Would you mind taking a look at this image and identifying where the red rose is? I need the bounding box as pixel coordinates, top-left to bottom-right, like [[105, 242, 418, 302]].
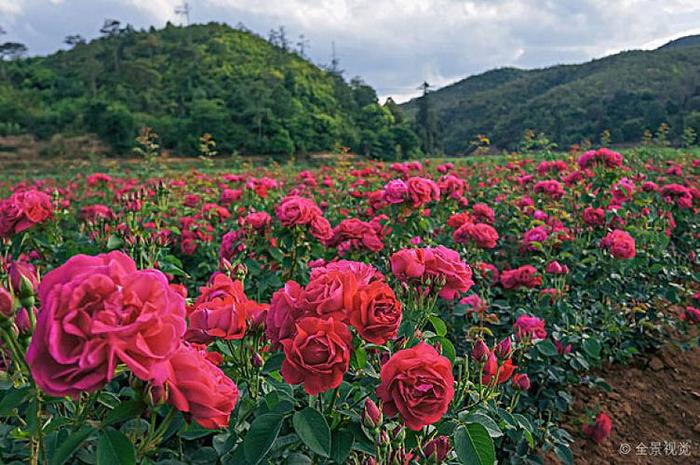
[[424, 246, 474, 300], [501, 265, 541, 289], [513, 314, 547, 341], [390, 248, 427, 280], [310, 216, 333, 242], [265, 280, 304, 345], [275, 195, 322, 226], [349, 280, 402, 344], [406, 177, 440, 207], [187, 274, 262, 343], [582, 207, 605, 226], [187, 295, 247, 343], [583, 412, 612, 444], [14, 190, 53, 231], [453, 223, 499, 249], [483, 358, 516, 384], [299, 270, 358, 322], [601, 229, 636, 259], [281, 317, 352, 395], [376, 342, 454, 430], [154, 344, 239, 429], [0, 190, 53, 237]]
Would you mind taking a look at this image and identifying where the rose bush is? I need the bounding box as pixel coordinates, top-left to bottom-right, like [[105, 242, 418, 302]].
[[0, 146, 696, 464]]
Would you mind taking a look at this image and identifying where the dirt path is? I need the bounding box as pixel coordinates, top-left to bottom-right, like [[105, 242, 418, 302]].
[[547, 343, 700, 465]]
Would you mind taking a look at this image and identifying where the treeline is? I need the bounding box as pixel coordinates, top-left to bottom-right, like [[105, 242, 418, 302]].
[[402, 40, 700, 153], [0, 22, 420, 159]]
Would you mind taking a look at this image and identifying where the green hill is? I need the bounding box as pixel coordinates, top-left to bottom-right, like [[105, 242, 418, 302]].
[[402, 39, 700, 152], [659, 34, 700, 50], [0, 22, 418, 158]]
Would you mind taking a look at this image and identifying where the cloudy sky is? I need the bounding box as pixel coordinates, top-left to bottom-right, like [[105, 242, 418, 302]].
[[2, 0, 700, 102]]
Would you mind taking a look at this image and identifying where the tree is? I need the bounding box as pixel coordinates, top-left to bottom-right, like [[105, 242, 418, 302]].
[[0, 42, 27, 60], [100, 19, 122, 37], [64, 35, 86, 48], [296, 34, 309, 57], [415, 82, 439, 154]]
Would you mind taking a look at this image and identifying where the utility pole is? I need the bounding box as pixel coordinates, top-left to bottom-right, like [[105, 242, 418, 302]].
[[175, 2, 191, 26]]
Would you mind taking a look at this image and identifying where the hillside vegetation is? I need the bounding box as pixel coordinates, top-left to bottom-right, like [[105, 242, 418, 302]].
[[0, 22, 419, 158], [402, 37, 700, 152]]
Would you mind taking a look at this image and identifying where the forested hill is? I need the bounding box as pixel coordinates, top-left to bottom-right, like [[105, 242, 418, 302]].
[[402, 39, 700, 153], [0, 22, 419, 158]]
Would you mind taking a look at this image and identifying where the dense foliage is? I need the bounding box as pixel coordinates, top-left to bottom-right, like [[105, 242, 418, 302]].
[[402, 38, 700, 152], [0, 22, 419, 159], [0, 147, 697, 465]]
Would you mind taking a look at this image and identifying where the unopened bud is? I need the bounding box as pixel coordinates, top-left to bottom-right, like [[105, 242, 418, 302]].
[[362, 398, 382, 429], [511, 373, 531, 391], [0, 287, 14, 318], [495, 337, 512, 359], [251, 352, 264, 368], [471, 339, 489, 362], [423, 435, 450, 463]]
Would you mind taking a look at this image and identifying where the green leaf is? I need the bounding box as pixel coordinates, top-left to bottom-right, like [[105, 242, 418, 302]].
[[107, 235, 124, 250], [96, 429, 136, 465], [330, 428, 354, 464], [554, 443, 573, 465], [454, 424, 495, 465], [102, 399, 146, 427], [0, 386, 30, 416], [582, 337, 601, 359], [436, 337, 456, 364], [293, 407, 331, 458], [262, 352, 285, 374], [286, 453, 313, 465], [351, 346, 367, 370], [49, 426, 95, 465], [537, 340, 559, 357], [243, 413, 283, 464], [428, 316, 447, 337], [462, 413, 503, 438]]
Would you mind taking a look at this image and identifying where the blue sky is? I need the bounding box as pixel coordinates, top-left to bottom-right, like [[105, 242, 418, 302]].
[[2, 0, 700, 102]]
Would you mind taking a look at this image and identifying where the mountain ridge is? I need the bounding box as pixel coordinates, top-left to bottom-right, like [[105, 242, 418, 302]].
[[401, 36, 700, 152]]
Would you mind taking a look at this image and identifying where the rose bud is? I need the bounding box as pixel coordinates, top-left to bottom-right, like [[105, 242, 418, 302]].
[[379, 430, 390, 446], [15, 307, 34, 334], [362, 458, 378, 465], [511, 373, 531, 391], [0, 287, 14, 318], [9, 261, 38, 298], [392, 425, 406, 443], [471, 339, 489, 362], [495, 337, 512, 359], [362, 398, 383, 429], [251, 352, 264, 368], [423, 435, 450, 463]]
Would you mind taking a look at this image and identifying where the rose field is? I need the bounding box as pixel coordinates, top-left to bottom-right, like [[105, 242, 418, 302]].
[[0, 146, 698, 465]]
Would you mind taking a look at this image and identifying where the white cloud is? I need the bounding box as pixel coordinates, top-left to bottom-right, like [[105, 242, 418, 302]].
[[3, 0, 700, 102]]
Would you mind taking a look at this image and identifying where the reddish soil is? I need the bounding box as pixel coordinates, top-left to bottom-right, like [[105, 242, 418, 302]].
[[548, 342, 700, 465]]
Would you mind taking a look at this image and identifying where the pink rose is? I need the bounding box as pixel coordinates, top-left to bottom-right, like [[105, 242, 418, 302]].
[[513, 314, 547, 341], [275, 195, 322, 226], [27, 252, 186, 399], [601, 229, 636, 259], [154, 344, 239, 429]]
